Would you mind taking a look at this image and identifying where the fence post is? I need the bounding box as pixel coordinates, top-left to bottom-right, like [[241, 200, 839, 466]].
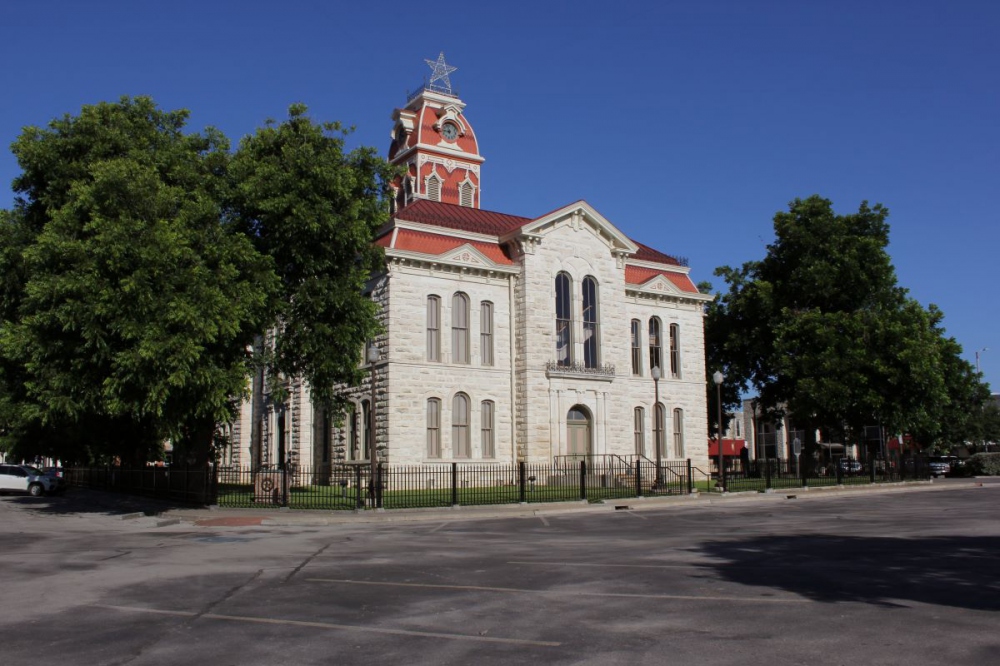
[[580, 460, 587, 500], [519, 461, 526, 503], [687, 459, 693, 495], [765, 458, 772, 490], [355, 465, 363, 509], [836, 460, 844, 485], [451, 462, 458, 506], [635, 460, 642, 497], [801, 456, 808, 487]]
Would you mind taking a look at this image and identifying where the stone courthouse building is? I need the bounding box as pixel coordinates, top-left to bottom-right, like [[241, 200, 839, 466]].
[[227, 55, 713, 472]]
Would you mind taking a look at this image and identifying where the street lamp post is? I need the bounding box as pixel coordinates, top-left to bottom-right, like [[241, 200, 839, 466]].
[[713, 371, 726, 492], [367, 343, 380, 507], [976, 347, 988, 374], [651, 366, 662, 489]]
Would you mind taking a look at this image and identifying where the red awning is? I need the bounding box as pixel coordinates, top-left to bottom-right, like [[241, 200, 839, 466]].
[[708, 439, 746, 456]]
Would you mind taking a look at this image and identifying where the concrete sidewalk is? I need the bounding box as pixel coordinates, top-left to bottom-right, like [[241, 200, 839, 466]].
[[150, 476, 993, 528], [45, 477, 990, 529]]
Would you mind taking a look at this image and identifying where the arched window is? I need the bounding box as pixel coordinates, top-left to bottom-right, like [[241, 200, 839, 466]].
[[673, 408, 685, 458], [669, 323, 681, 378], [582, 276, 599, 368], [427, 295, 441, 362], [460, 180, 475, 207], [404, 177, 413, 206], [425, 173, 442, 201], [649, 318, 662, 372], [480, 301, 494, 366], [453, 393, 470, 458], [555, 272, 572, 366], [481, 400, 495, 458], [426, 398, 441, 458], [452, 293, 470, 364], [630, 319, 641, 376], [654, 403, 666, 458], [634, 407, 645, 456]]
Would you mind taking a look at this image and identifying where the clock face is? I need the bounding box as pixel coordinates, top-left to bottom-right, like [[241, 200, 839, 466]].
[[441, 122, 458, 141]]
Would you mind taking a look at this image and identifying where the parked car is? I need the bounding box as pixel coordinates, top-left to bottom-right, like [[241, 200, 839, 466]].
[[928, 456, 953, 478], [838, 459, 863, 475], [0, 464, 61, 496]]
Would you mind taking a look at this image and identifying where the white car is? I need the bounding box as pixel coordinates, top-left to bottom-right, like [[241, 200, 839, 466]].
[[0, 464, 60, 496]]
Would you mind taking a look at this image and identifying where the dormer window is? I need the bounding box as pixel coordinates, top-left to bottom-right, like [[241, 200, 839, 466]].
[[425, 173, 442, 201], [459, 180, 475, 207]]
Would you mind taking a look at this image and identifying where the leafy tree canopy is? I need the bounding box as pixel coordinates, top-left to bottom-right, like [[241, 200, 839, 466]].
[[707, 195, 987, 451], [1, 99, 394, 465], [228, 104, 394, 410]]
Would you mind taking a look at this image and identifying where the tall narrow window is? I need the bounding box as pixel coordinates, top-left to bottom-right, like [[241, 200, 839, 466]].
[[555, 272, 572, 366], [427, 295, 441, 362], [673, 408, 685, 458], [649, 318, 662, 372], [654, 403, 665, 458], [452, 292, 470, 364], [481, 401, 495, 458], [425, 173, 441, 201], [426, 398, 441, 458], [669, 323, 681, 378], [634, 407, 645, 456], [321, 408, 331, 463], [453, 393, 470, 458], [361, 400, 372, 460], [347, 404, 358, 460], [582, 276, 599, 368], [460, 181, 475, 207], [630, 319, 641, 376], [481, 301, 494, 366]]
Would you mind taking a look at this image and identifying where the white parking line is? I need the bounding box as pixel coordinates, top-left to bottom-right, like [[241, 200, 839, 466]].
[[307, 578, 811, 603], [92, 605, 561, 647], [508, 560, 705, 569]]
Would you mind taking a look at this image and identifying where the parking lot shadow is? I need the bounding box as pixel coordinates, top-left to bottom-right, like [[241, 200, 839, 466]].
[[698, 534, 1000, 611], [3, 488, 190, 517]]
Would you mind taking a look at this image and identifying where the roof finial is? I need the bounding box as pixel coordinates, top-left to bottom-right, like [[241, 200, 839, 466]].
[[425, 52, 458, 95]]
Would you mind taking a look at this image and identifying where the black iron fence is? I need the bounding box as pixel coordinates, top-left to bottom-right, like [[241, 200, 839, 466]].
[[63, 455, 931, 509], [64, 466, 215, 505], [722, 455, 931, 493], [215, 458, 693, 510]]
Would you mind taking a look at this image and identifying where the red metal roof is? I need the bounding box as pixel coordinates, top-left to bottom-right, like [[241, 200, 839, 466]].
[[395, 199, 530, 235], [382, 228, 514, 265], [394, 200, 690, 274], [624, 265, 700, 294], [633, 241, 684, 266]]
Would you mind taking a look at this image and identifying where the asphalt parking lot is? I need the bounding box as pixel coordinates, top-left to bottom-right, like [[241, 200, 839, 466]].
[[1, 480, 998, 665]]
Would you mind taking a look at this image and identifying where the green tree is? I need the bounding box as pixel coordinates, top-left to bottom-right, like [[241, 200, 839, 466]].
[[0, 97, 276, 465], [228, 104, 394, 468], [707, 195, 961, 456]]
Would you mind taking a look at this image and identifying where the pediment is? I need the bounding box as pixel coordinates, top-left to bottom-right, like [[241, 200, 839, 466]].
[[440, 243, 494, 267], [505, 201, 639, 255], [636, 274, 683, 295]]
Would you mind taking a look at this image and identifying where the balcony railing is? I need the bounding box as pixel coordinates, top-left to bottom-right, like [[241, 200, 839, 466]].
[[545, 360, 616, 380]]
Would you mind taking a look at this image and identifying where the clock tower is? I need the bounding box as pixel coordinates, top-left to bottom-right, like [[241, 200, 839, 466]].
[[389, 53, 483, 210]]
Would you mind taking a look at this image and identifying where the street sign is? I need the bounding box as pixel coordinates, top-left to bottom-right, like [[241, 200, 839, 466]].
[[793, 438, 801, 456]]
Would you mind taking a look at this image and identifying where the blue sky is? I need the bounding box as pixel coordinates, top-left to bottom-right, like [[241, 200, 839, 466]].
[[1, 1, 997, 389]]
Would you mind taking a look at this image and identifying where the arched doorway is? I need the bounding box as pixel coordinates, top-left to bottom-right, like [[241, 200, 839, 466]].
[[567, 406, 592, 461]]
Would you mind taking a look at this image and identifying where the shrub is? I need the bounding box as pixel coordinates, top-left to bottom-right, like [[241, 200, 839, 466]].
[[966, 453, 1000, 476]]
